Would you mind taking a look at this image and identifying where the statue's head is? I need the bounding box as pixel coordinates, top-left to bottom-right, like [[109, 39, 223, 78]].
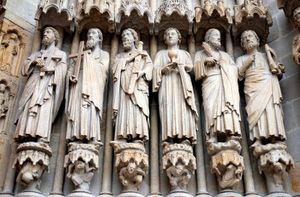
[[240, 30, 260, 51], [74, 160, 85, 171], [164, 27, 182, 47], [205, 28, 221, 49], [293, 7, 300, 27], [127, 162, 137, 174], [0, 80, 7, 93], [122, 28, 139, 51], [86, 28, 103, 50], [42, 27, 59, 46]]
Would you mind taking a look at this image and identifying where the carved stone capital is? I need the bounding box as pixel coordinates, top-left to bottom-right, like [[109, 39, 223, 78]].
[[211, 149, 244, 190], [253, 143, 294, 192], [111, 141, 148, 192], [13, 142, 52, 192], [64, 142, 100, 192], [277, 0, 300, 28], [162, 142, 196, 192]]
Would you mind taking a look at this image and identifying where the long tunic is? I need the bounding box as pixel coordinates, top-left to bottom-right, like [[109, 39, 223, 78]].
[[112, 49, 153, 140], [194, 50, 241, 139], [236, 52, 285, 141], [15, 45, 67, 142], [153, 49, 198, 143], [66, 50, 109, 141]]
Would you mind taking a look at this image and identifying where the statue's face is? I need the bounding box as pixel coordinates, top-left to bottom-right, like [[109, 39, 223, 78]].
[[86, 28, 100, 49], [207, 29, 221, 49], [165, 29, 179, 47], [122, 30, 135, 51], [294, 7, 300, 26], [127, 162, 136, 174], [241, 31, 259, 51], [42, 28, 56, 46]]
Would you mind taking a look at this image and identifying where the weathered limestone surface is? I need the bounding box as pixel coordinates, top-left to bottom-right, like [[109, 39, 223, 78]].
[[0, 0, 299, 197]]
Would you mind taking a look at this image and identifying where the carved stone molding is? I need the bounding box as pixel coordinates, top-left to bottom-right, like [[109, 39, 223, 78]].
[[111, 141, 148, 193], [116, 0, 153, 34], [36, 0, 75, 22], [211, 149, 244, 190], [155, 0, 194, 34], [234, 0, 272, 45], [64, 142, 100, 194], [194, 0, 232, 34], [76, 0, 114, 33], [162, 142, 196, 193], [13, 142, 52, 193]]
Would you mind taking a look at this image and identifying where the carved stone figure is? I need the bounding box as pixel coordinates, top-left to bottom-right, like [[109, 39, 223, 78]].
[[14, 26, 67, 142], [67, 28, 109, 143], [153, 27, 198, 144], [194, 28, 244, 190], [0, 80, 9, 132], [237, 30, 294, 192], [64, 142, 100, 193], [292, 7, 300, 65], [110, 141, 148, 192], [112, 28, 153, 142], [0, 32, 19, 73]]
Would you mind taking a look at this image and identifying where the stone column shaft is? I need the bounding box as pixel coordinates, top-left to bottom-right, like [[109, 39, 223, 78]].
[[99, 34, 118, 196]]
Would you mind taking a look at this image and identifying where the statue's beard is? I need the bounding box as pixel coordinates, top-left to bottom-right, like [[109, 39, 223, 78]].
[[42, 37, 54, 46], [244, 42, 258, 51], [86, 38, 98, 49], [209, 41, 221, 50]]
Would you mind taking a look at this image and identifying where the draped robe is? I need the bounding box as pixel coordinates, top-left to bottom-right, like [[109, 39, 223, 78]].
[[66, 50, 109, 141], [112, 49, 153, 140], [153, 49, 198, 143], [194, 50, 241, 139], [15, 45, 67, 142], [236, 52, 285, 141]]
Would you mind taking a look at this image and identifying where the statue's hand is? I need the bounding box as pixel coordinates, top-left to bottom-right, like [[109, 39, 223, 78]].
[[245, 54, 255, 67], [205, 57, 217, 66], [34, 58, 45, 67], [70, 75, 78, 83]]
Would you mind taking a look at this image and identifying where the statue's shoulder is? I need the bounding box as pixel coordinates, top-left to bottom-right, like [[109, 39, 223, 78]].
[[54, 47, 67, 58]]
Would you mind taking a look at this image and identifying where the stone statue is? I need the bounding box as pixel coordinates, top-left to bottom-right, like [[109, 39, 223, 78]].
[[14, 26, 67, 143], [67, 28, 109, 143], [153, 27, 198, 144], [293, 7, 300, 65], [195, 28, 241, 145], [194, 28, 244, 190], [237, 30, 294, 192], [0, 32, 19, 73], [112, 28, 153, 142]]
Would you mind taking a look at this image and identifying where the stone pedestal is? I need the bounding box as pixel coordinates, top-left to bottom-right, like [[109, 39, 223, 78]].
[[166, 190, 194, 197], [117, 191, 145, 197], [244, 192, 261, 197], [66, 191, 95, 197], [111, 141, 148, 195], [162, 142, 196, 195], [0, 193, 14, 197], [215, 190, 243, 197], [97, 193, 114, 197], [265, 192, 292, 197], [195, 192, 212, 197], [15, 190, 45, 197], [65, 142, 100, 194], [147, 193, 163, 197], [14, 142, 52, 194], [48, 194, 64, 197]]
